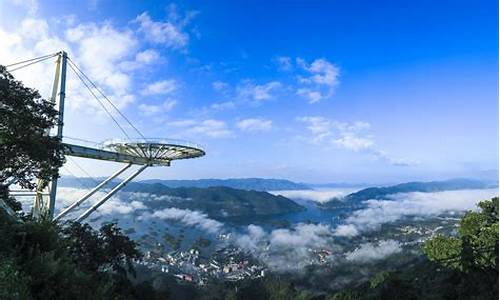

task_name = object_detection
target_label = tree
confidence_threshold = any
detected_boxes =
[0,65,64,191]
[62,222,140,277]
[423,197,499,272]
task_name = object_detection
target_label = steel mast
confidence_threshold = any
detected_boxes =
[33,51,67,218]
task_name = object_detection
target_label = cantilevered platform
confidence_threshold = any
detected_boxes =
[63,138,205,166]
[55,138,205,222]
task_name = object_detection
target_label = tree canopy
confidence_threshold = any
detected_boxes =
[0,65,64,190]
[423,197,499,272]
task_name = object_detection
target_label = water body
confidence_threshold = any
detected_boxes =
[224,188,362,229]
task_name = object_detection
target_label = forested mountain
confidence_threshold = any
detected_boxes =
[123,183,306,218]
[322,178,496,208]
[139,178,311,191]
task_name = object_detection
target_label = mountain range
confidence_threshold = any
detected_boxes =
[122,182,305,219]
[321,178,497,208]
[59,177,310,191]
[139,178,311,191]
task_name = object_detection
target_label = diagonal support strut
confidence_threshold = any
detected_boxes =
[75,164,149,222]
[54,162,133,221]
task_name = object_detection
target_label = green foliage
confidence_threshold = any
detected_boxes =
[0,65,64,190]
[368,271,389,289]
[265,278,297,300]
[200,276,319,300]
[423,197,499,272]
[327,291,359,300]
[0,207,161,300]
[0,258,31,300]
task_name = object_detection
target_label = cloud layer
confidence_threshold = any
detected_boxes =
[235,223,336,270]
[271,188,361,204]
[334,189,499,237]
[143,207,223,234]
[345,240,402,263]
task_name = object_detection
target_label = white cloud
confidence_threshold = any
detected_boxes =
[333,120,374,151]
[162,98,177,111]
[235,224,267,253]
[20,18,48,39]
[120,49,161,70]
[54,187,148,217]
[334,225,360,237]
[296,116,333,143]
[345,240,402,263]
[138,103,162,115]
[334,135,374,151]
[299,58,340,87]
[210,101,235,111]
[0,4,196,115]
[235,223,336,270]
[54,188,220,234]
[135,11,190,49]
[298,116,417,166]
[190,119,232,138]
[66,23,138,102]
[146,207,223,234]
[371,150,420,166]
[0,16,146,118]
[334,189,499,237]
[238,81,282,101]
[271,188,361,204]
[138,98,177,115]
[296,88,322,104]
[142,79,177,95]
[168,118,233,138]
[295,57,340,103]
[135,49,160,63]
[168,119,197,127]
[237,118,272,132]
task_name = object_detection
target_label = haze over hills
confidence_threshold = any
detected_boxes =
[57,176,498,220]
[139,178,311,191]
[321,178,498,208]
[59,177,311,191]
[122,182,305,219]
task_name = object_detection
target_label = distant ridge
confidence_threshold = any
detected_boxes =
[322,178,497,208]
[57,177,306,218]
[123,183,306,218]
[138,178,311,191]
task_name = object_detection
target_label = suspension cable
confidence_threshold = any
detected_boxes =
[61,165,94,189]
[64,136,101,146]
[67,58,147,140]
[6,54,58,72]
[5,52,57,68]
[67,62,132,140]
[67,157,99,185]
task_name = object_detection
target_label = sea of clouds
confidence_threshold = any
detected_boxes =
[16,186,498,272]
[271,188,362,204]
[235,223,339,270]
[345,240,402,263]
[334,188,499,237]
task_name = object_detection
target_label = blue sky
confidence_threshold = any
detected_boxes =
[0,0,498,183]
